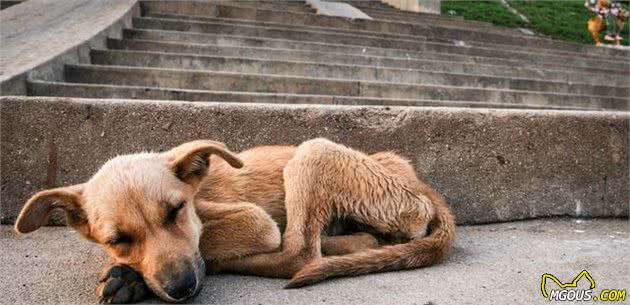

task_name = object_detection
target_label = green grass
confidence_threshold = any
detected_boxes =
[509,0,629,46]
[441,0,527,28]
[442,0,629,46]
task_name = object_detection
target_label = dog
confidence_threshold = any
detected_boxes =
[14,138,456,303]
[587,2,629,45]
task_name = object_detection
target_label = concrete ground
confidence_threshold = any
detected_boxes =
[0,218,628,304]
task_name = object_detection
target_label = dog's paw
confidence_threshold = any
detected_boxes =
[97,265,148,304]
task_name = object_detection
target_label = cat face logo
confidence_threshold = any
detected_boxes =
[541,270,626,302]
[541,270,595,299]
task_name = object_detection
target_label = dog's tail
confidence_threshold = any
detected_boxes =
[285,196,455,288]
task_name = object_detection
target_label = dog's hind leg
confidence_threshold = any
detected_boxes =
[284,139,455,288]
[321,233,380,256]
[215,141,342,278]
[215,138,448,282]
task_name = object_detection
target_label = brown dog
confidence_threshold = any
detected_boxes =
[14,138,455,303]
[587,6,629,45]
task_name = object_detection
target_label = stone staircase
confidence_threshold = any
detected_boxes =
[1,2,629,303]
[24,0,630,110]
[2,0,629,226]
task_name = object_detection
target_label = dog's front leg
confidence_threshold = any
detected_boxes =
[208,148,334,279]
[96,260,149,304]
[196,201,282,272]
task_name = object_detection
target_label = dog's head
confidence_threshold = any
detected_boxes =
[14,140,243,303]
[620,8,630,20]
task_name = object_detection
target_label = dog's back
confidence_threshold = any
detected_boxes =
[196,145,295,229]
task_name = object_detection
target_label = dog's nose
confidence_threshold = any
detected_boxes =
[165,271,197,301]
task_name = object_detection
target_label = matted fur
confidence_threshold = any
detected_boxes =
[15,138,456,303]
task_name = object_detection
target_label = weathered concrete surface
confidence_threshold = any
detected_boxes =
[131,15,628,71]
[383,0,441,14]
[121,28,628,78]
[221,0,313,14]
[1,219,628,304]
[61,64,629,110]
[360,6,487,26]
[0,0,138,95]
[140,1,630,59]
[1,97,628,225]
[310,0,373,20]
[88,49,629,98]
[106,38,627,86]
[26,80,600,111]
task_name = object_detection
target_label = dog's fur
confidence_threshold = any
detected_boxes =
[587,4,629,45]
[15,139,456,303]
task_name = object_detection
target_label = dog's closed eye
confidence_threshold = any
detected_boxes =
[166,201,186,223]
[108,234,132,246]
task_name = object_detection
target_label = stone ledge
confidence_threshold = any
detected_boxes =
[1,97,628,224]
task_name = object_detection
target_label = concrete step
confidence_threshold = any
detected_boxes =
[63,64,629,109]
[90,49,630,98]
[140,1,630,60]
[348,5,522,36]
[208,1,314,13]
[4,14,630,305]
[228,3,629,59]
[336,0,396,10]
[353,5,518,37]
[122,29,630,78]
[307,0,375,20]
[366,11,499,31]
[227,0,309,3]
[132,16,629,72]
[212,3,498,32]
[355,6,473,23]
[144,12,576,60]
[136,0,313,15]
[342,8,629,59]
[4,220,626,305]
[27,80,598,111]
[2,96,628,225]
[108,38,629,87]
[354,4,463,20]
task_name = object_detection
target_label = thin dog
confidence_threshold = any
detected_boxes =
[15,138,456,303]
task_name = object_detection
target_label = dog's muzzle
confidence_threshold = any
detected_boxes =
[155,255,205,303]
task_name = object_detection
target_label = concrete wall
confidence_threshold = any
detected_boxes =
[382,0,441,14]
[1,97,628,225]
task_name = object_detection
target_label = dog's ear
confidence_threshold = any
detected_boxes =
[15,184,88,235]
[165,140,243,185]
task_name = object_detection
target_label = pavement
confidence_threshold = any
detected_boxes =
[1,218,628,305]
